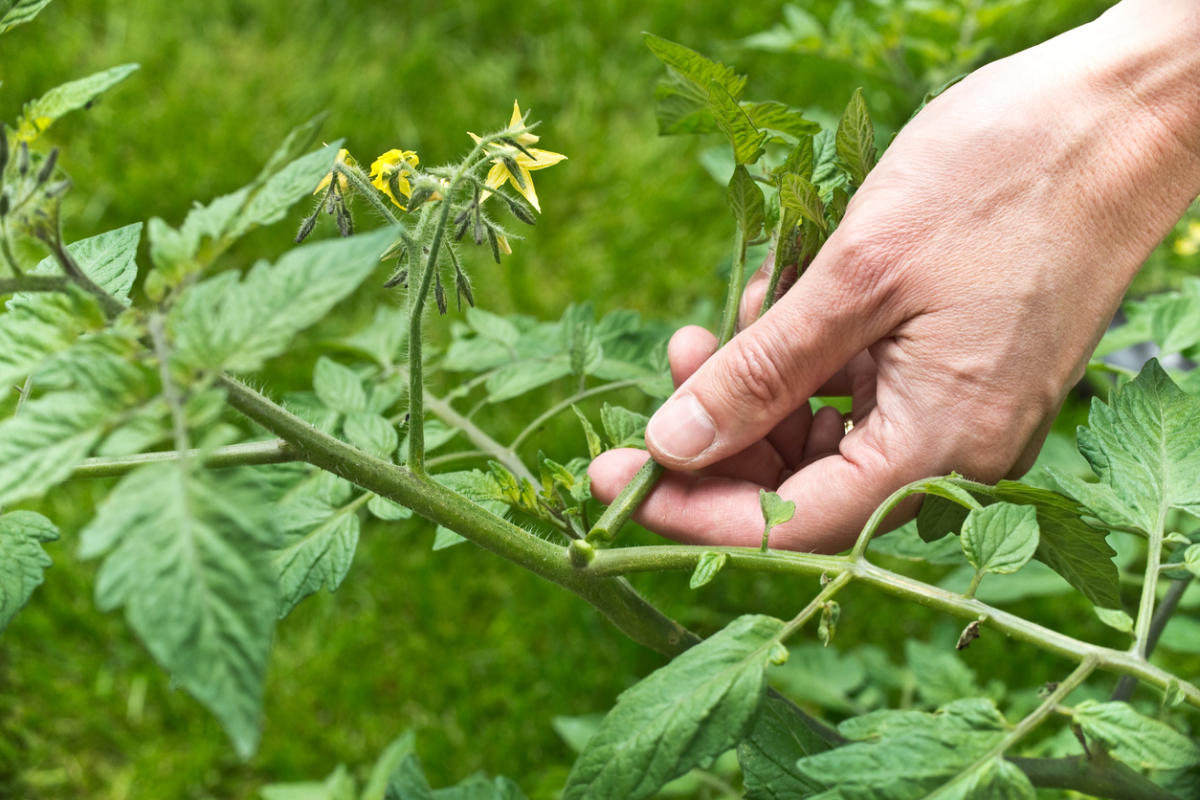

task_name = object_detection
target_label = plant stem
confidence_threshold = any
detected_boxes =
[69,440,298,479]
[1009,755,1181,800]
[1133,519,1166,657]
[47,235,126,318]
[509,377,648,452]
[149,313,191,458]
[716,226,746,347]
[219,375,699,657]
[850,478,930,559]
[930,656,1098,797]
[1113,574,1192,701]
[963,570,984,600]
[0,275,68,294]
[580,544,1200,710]
[586,459,664,543]
[779,573,852,640]
[335,163,401,226]
[423,391,534,483]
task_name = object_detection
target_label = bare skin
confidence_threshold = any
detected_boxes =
[589,0,1200,552]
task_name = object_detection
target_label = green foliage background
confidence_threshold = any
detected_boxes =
[11,0,1200,798]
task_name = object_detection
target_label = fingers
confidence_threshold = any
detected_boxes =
[645,238,903,472]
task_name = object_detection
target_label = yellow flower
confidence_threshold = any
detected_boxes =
[1174,220,1200,258]
[497,234,512,256]
[471,101,566,213]
[369,149,421,208]
[314,148,356,195]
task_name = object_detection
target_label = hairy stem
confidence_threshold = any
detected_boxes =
[780,573,852,640]
[334,163,402,226]
[1113,575,1192,701]
[586,459,664,543]
[717,225,746,347]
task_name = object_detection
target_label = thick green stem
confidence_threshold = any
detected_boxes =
[1133,518,1165,657]
[586,459,664,543]
[1008,755,1181,800]
[69,439,298,479]
[717,226,747,347]
[219,375,697,657]
[1113,575,1192,701]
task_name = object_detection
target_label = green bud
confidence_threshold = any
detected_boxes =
[294,210,318,243]
[501,191,536,225]
[434,272,447,315]
[35,147,59,185]
[17,141,29,176]
[568,538,595,568]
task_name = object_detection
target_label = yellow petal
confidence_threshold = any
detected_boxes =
[497,234,512,255]
[509,100,523,129]
[516,148,567,171]
[509,165,540,213]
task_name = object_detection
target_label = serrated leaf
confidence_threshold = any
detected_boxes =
[779,174,826,232]
[760,490,796,532]
[708,81,767,165]
[924,756,1035,800]
[741,101,819,139]
[79,465,277,758]
[273,493,363,618]
[689,552,728,589]
[1073,700,1200,770]
[1072,360,1200,534]
[485,358,572,402]
[644,33,746,135]
[18,63,138,140]
[738,694,827,799]
[363,731,417,800]
[777,135,815,183]
[0,389,124,505]
[0,288,101,389]
[30,222,143,303]
[385,754,435,800]
[600,403,649,449]
[569,322,603,377]
[338,305,409,369]
[835,88,875,186]
[727,165,766,240]
[169,227,393,373]
[313,357,368,414]
[344,413,398,460]
[961,503,1039,576]
[0,0,53,34]
[572,405,604,459]
[644,34,746,99]
[563,614,784,800]
[467,307,520,346]
[0,510,58,632]
[367,494,412,521]
[796,698,1008,797]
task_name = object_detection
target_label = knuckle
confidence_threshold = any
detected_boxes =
[719,336,792,408]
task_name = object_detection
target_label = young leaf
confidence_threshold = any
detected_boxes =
[384,754,435,800]
[78,465,278,759]
[778,174,826,233]
[1073,700,1200,770]
[708,81,768,165]
[169,227,393,373]
[643,34,747,100]
[313,357,368,414]
[362,731,417,800]
[572,405,604,460]
[727,165,766,240]
[835,87,876,186]
[689,551,728,589]
[29,222,143,303]
[0,510,58,632]
[759,490,795,551]
[737,694,828,799]
[741,101,819,139]
[273,493,363,618]
[17,63,139,141]
[600,403,649,449]
[1094,606,1134,633]
[563,614,784,800]
[776,135,815,183]
[960,502,1040,576]
[0,0,53,34]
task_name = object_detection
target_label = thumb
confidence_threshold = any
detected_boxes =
[646,241,901,469]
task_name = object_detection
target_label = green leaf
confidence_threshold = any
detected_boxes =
[1184,544,1200,578]
[643,34,746,100]
[0,389,124,505]
[0,510,58,632]
[961,503,1039,575]
[796,698,1009,797]
[0,0,53,33]
[741,101,819,139]
[18,63,138,139]
[1071,360,1200,533]
[779,174,826,232]
[169,227,393,373]
[79,465,277,758]
[563,614,784,800]
[689,552,728,589]
[1094,606,1134,633]
[738,694,827,799]
[925,757,1035,800]
[644,33,746,136]
[569,321,603,378]
[30,222,143,303]
[759,490,795,551]
[385,754,435,800]
[273,493,363,618]
[776,135,815,183]
[727,165,766,240]
[363,731,417,800]
[485,358,572,402]
[313,357,368,414]
[0,288,103,390]
[338,305,409,369]
[1073,700,1200,770]
[467,307,520,346]
[572,405,604,459]
[600,403,649,449]
[835,88,875,186]
[343,413,399,460]
[367,494,413,522]
[708,81,768,165]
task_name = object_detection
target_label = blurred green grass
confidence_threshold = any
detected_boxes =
[7,1,1194,798]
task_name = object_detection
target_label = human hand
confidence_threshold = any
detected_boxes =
[589,0,1200,552]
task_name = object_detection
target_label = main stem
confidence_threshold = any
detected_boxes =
[1132,517,1165,657]
[717,225,747,348]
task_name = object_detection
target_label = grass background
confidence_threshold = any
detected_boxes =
[5,0,1199,798]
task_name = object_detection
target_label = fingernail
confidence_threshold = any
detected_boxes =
[647,394,716,462]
